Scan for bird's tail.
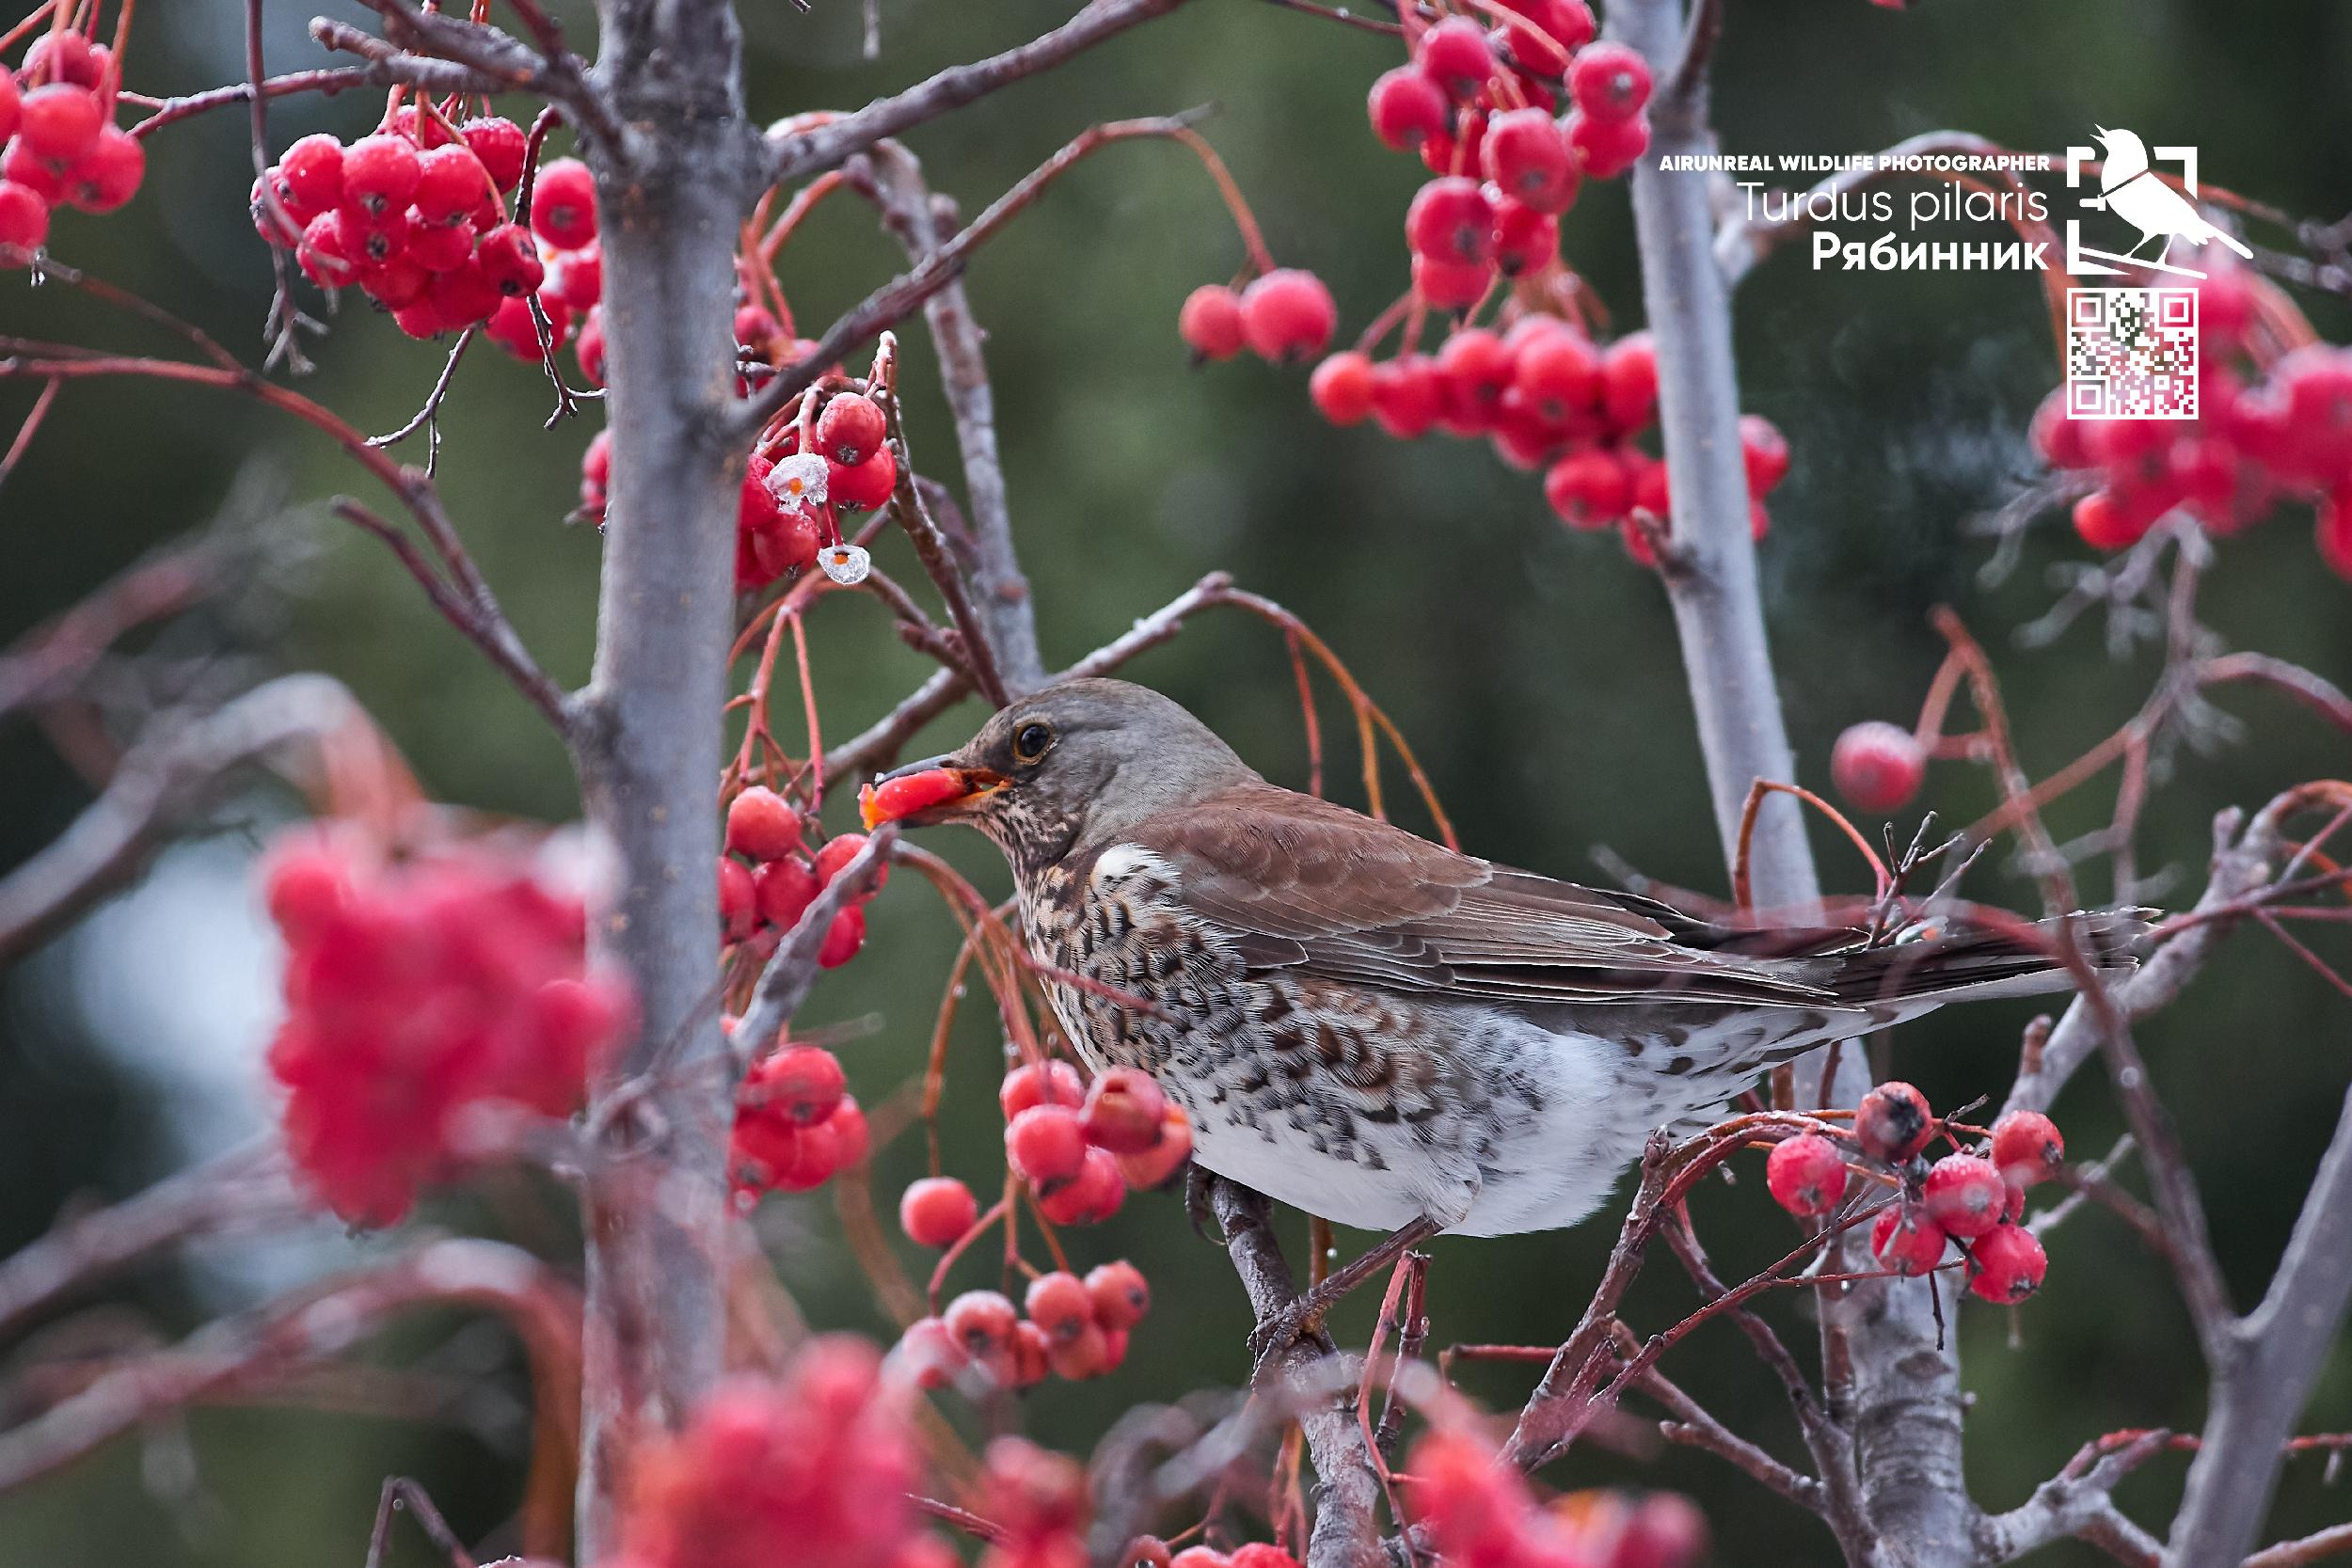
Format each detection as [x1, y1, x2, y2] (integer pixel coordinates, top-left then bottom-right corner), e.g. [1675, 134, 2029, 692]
[2210, 228, 2255, 260]
[1820, 910, 2152, 1007]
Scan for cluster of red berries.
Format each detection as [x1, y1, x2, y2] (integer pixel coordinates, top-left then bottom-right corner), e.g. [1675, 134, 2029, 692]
[1001, 1058, 1193, 1227]
[898, 1259, 1152, 1390]
[612, 1338, 952, 1568]
[1182, 7, 1793, 569]
[251, 108, 600, 356]
[0, 30, 146, 261]
[1370, 10, 1653, 286]
[259, 828, 630, 1226]
[1406, 1428, 1708, 1568]
[970, 1438, 1096, 1568]
[728, 1039, 870, 1204]
[580, 379, 889, 594]
[716, 785, 878, 970]
[1761, 1083, 2060, 1305]
[2032, 263, 2352, 579]
[1143, 1544, 1301, 1568]
[1178, 269, 1339, 367]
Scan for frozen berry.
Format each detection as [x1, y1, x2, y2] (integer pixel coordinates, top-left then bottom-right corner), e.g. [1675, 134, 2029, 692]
[1037, 1145, 1125, 1225]
[1413, 253, 1493, 311]
[1965, 1223, 2047, 1303]
[274, 134, 345, 218]
[1544, 448, 1629, 531]
[461, 116, 528, 192]
[828, 446, 897, 511]
[341, 134, 421, 220]
[1367, 66, 1449, 151]
[1001, 1060, 1085, 1119]
[1871, 1205, 1949, 1276]
[530, 157, 596, 249]
[1369, 354, 1445, 439]
[1007, 1104, 1088, 1187]
[0, 181, 50, 258]
[1990, 1109, 2064, 1187]
[814, 832, 886, 891]
[1568, 41, 1653, 122]
[1831, 721, 1927, 815]
[1855, 1081, 1935, 1163]
[1114, 1105, 1193, 1190]
[726, 786, 803, 862]
[1085, 1259, 1151, 1329]
[1921, 1153, 2007, 1240]
[1482, 108, 1577, 214]
[895, 1316, 965, 1389]
[1567, 109, 1649, 180]
[1492, 196, 1560, 275]
[411, 144, 488, 225]
[2072, 488, 2146, 551]
[718, 856, 757, 941]
[22, 31, 99, 89]
[1024, 1270, 1093, 1343]
[817, 906, 866, 968]
[1238, 269, 1336, 363]
[900, 1176, 979, 1247]
[750, 1044, 846, 1125]
[1765, 1132, 1850, 1217]
[476, 222, 543, 295]
[1406, 176, 1497, 265]
[816, 394, 887, 466]
[2030, 389, 2091, 469]
[1740, 413, 1789, 495]
[1311, 351, 1376, 425]
[1178, 283, 1247, 361]
[944, 1289, 1020, 1359]
[1417, 18, 1495, 101]
[17, 83, 102, 166]
[1600, 332, 1659, 431]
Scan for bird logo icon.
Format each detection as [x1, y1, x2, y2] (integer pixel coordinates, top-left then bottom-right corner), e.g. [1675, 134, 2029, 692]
[2074, 126, 2251, 275]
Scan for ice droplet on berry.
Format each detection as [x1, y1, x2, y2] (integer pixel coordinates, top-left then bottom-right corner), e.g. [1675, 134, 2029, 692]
[765, 451, 828, 508]
[820, 544, 871, 584]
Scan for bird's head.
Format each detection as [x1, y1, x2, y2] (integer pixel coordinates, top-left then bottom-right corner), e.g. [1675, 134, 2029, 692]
[863, 678, 1256, 870]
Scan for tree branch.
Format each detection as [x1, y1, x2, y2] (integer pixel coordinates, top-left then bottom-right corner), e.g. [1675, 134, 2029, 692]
[859, 145, 1044, 694]
[1206, 1178, 1384, 1568]
[2169, 1077, 2352, 1564]
[0, 674, 372, 964]
[765, 0, 1194, 183]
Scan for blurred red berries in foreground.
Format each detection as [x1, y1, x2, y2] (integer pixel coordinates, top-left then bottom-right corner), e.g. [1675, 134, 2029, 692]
[262, 829, 630, 1225]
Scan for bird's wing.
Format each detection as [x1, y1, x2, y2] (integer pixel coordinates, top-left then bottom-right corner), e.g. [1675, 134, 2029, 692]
[1119, 785, 1837, 1007]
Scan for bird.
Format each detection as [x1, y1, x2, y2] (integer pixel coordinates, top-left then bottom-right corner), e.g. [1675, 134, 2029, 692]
[2088, 127, 2253, 263]
[870, 679, 2140, 1354]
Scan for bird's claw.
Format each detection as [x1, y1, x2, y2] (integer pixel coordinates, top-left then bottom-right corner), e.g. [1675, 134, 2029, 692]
[1246, 1296, 1334, 1383]
[1184, 1161, 1225, 1243]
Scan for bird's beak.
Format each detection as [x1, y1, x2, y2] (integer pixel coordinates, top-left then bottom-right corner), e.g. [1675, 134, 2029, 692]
[860, 754, 1011, 829]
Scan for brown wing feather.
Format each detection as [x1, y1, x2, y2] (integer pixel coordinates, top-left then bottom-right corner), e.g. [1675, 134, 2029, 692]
[1126, 784, 1836, 1007]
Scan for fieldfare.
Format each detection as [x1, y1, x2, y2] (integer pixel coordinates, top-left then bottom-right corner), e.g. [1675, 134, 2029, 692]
[872, 679, 2140, 1359]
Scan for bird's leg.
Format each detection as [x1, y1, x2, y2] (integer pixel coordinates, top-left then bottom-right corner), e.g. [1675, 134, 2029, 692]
[1247, 1215, 1441, 1383]
[1183, 1160, 1225, 1243]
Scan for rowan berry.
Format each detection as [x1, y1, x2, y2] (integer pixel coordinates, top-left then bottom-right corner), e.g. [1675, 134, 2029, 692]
[899, 1176, 979, 1247]
[1922, 1153, 2007, 1240]
[1855, 1081, 1935, 1162]
[1831, 721, 1927, 815]
[1765, 1132, 1850, 1216]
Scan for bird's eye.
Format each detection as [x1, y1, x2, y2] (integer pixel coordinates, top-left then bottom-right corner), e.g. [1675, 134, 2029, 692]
[1011, 721, 1055, 766]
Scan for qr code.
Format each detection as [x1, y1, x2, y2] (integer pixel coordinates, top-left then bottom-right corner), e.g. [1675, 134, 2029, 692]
[2066, 288, 2198, 420]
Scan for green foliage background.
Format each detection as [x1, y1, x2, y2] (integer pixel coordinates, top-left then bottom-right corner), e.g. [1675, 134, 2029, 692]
[2, 1, 2348, 1562]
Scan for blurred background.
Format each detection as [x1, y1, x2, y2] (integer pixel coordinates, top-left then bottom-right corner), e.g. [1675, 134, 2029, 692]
[3, 0, 2349, 1562]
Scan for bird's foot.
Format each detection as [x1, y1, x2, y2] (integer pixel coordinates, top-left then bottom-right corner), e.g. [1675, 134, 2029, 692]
[1246, 1294, 1335, 1384]
[1183, 1161, 1225, 1243]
